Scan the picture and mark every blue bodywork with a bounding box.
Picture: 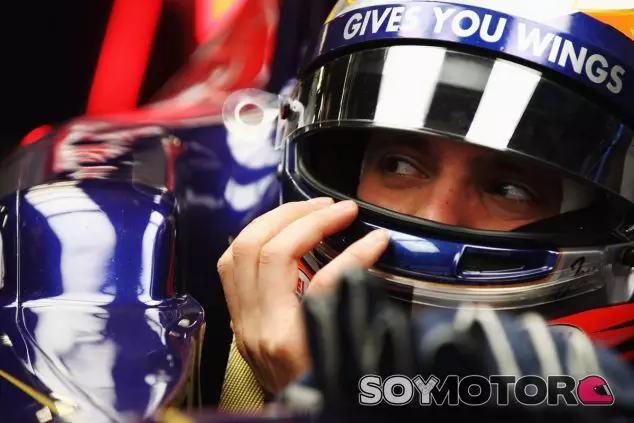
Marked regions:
[0,127,209,422]
[0,109,282,422]
[0,0,338,420]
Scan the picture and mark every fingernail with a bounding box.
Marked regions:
[330,200,357,212]
[308,197,334,206]
[365,229,389,243]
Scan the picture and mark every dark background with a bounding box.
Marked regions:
[1,1,196,144]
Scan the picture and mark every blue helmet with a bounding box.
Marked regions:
[275,0,634,348]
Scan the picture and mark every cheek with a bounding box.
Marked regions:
[480,196,561,230]
[357,174,418,215]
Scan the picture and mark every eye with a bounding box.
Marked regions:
[380,156,421,176]
[494,183,535,202]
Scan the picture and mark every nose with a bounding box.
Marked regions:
[413,173,470,227]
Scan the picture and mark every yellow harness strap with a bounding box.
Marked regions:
[218,335,266,413]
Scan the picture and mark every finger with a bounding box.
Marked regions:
[217,246,240,330]
[231,198,333,302]
[257,200,360,311]
[307,228,390,297]
[219,200,331,341]
[230,199,333,346]
[232,198,335,253]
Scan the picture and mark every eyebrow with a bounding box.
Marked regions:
[370,134,543,179]
[388,137,531,176]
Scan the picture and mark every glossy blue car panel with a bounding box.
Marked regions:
[0,127,209,422]
[0,1,339,420]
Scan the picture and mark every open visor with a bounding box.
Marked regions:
[282,45,634,246]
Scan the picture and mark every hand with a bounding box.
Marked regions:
[217,198,390,395]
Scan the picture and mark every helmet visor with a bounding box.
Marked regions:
[283,45,634,243]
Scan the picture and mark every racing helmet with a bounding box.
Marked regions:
[275,0,634,322]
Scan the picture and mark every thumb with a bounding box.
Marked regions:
[306,229,389,297]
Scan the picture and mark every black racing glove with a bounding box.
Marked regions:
[275,268,634,423]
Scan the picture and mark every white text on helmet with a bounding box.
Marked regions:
[341,5,626,95]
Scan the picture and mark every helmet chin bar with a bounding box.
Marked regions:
[312,238,633,317]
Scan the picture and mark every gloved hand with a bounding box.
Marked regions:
[275,268,634,422]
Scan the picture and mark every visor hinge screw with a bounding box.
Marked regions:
[620,247,634,266]
[280,103,292,120]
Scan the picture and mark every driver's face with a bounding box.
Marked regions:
[357,136,564,231]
